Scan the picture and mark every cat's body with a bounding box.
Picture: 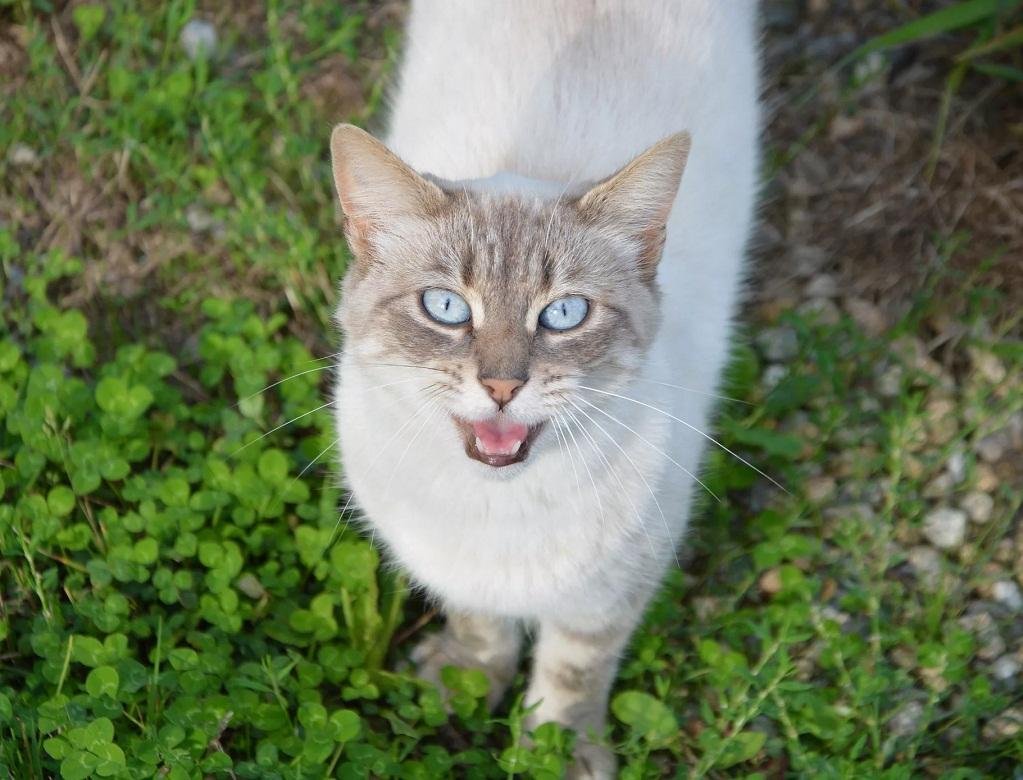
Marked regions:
[331,2,759,776]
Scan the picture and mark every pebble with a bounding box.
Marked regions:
[876,365,903,398]
[992,580,1023,612]
[991,654,1021,681]
[887,700,924,738]
[982,707,1022,741]
[805,274,838,298]
[974,464,999,492]
[761,363,788,390]
[968,347,1007,384]
[959,610,1006,660]
[961,491,994,524]
[805,475,836,503]
[180,19,217,61]
[759,568,782,596]
[235,573,266,599]
[185,203,217,233]
[756,326,799,362]
[975,432,1007,463]
[908,545,943,588]
[797,297,841,325]
[922,473,954,499]
[945,450,966,484]
[922,507,967,550]
[845,297,887,337]
[791,245,827,277]
[8,143,39,167]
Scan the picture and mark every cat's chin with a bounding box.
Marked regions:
[453,415,545,468]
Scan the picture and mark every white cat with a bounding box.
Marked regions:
[329,2,759,776]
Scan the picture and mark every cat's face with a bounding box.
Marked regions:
[331,126,688,469]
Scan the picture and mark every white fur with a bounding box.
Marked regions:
[334,0,759,721]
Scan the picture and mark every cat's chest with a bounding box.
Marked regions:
[339,421,660,617]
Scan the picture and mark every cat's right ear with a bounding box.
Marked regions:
[330,124,446,263]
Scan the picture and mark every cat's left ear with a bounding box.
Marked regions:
[577,132,691,281]
[330,124,447,265]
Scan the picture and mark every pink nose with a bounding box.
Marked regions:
[480,377,525,407]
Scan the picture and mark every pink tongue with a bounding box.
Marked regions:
[472,418,529,456]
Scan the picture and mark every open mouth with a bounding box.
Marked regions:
[454,415,544,467]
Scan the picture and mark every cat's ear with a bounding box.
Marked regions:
[330,124,446,262]
[577,132,691,280]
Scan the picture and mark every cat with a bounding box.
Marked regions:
[329,2,759,776]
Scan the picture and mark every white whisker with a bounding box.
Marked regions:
[232,402,332,455]
[562,407,656,558]
[574,395,720,503]
[566,400,679,568]
[577,385,788,494]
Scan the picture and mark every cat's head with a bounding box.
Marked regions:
[330,125,688,470]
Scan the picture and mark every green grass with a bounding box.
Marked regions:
[1,2,1022,778]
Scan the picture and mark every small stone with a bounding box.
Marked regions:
[756,326,798,362]
[805,475,836,503]
[876,364,903,398]
[759,568,782,596]
[791,245,827,277]
[961,491,995,524]
[805,274,838,298]
[923,473,954,499]
[993,580,1023,611]
[797,297,841,325]
[982,707,1023,742]
[922,507,967,550]
[969,347,1007,384]
[959,611,1006,660]
[819,605,850,626]
[180,19,217,61]
[8,142,38,167]
[975,432,1007,463]
[924,398,958,445]
[235,573,266,599]
[761,364,787,390]
[185,203,217,233]
[908,545,943,588]
[991,654,1021,681]
[975,464,999,492]
[946,450,966,484]
[845,297,887,337]
[828,114,865,142]
[887,700,924,738]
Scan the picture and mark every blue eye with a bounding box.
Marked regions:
[539,295,589,331]
[422,288,471,325]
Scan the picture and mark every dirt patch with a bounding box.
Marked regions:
[758,0,1023,330]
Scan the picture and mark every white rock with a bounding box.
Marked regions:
[922,507,967,550]
[961,491,994,524]
[908,545,943,588]
[8,143,38,167]
[975,432,1007,463]
[761,364,788,390]
[876,364,903,398]
[887,700,924,738]
[756,326,798,362]
[798,297,841,325]
[991,655,1021,681]
[845,297,887,337]
[992,580,1023,612]
[945,450,966,484]
[805,274,838,298]
[180,19,217,61]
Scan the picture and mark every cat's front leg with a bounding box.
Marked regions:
[525,616,638,780]
[411,611,522,709]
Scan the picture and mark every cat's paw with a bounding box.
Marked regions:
[410,630,517,709]
[566,741,616,780]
